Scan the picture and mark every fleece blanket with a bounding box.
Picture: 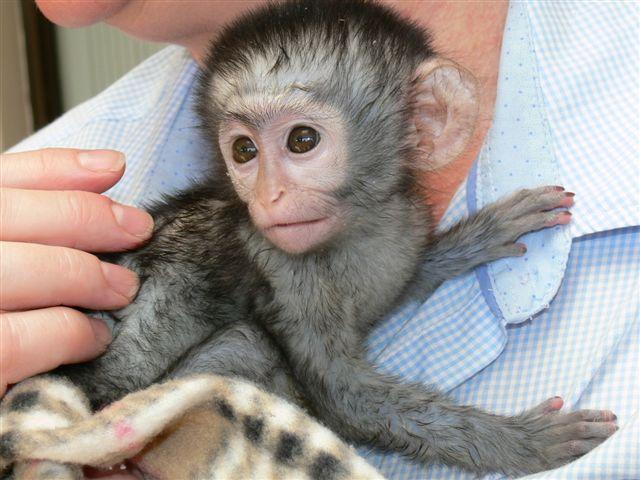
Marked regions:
[0,374,384,480]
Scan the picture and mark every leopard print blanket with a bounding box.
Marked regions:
[0,374,384,480]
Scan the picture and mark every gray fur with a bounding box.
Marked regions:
[57,1,615,476]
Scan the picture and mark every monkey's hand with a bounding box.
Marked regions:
[462,185,574,260]
[505,396,618,474]
[421,185,574,291]
[385,392,617,476]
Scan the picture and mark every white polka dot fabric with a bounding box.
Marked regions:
[9,2,638,478]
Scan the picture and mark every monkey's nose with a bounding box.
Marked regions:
[270,188,285,203]
[257,181,285,206]
[256,160,287,205]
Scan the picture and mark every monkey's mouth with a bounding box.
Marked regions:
[272,218,327,228]
[264,216,336,254]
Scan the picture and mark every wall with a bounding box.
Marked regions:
[55,24,164,111]
[1,0,33,151]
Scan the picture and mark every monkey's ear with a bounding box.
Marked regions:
[410,58,479,170]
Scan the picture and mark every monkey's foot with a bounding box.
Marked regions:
[469,185,575,261]
[512,396,618,474]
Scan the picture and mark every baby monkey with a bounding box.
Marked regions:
[60,0,616,476]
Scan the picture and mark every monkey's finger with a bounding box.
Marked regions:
[0,187,154,251]
[545,438,608,463]
[530,396,564,415]
[498,186,574,217]
[560,409,618,424]
[0,307,111,394]
[485,242,528,261]
[0,242,139,311]
[0,149,125,192]
[552,422,618,442]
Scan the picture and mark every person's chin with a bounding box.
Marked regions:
[36,0,130,28]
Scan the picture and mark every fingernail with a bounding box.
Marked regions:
[100,262,139,300]
[78,150,125,173]
[88,317,112,347]
[111,203,154,239]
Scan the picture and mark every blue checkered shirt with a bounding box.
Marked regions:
[11,2,639,478]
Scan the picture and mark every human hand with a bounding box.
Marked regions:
[0,148,154,395]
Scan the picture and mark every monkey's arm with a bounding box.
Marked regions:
[416,185,574,294]
[57,257,218,407]
[279,324,616,476]
[164,321,301,403]
[57,193,249,408]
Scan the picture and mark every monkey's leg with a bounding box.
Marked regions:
[290,346,616,476]
[164,322,301,403]
[418,185,574,293]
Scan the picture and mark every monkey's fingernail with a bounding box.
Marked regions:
[88,318,112,347]
[101,262,139,300]
[552,186,565,191]
[112,203,154,239]
[554,211,572,225]
[78,150,125,173]
[517,243,527,254]
[560,193,575,208]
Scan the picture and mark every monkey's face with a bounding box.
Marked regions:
[218,99,350,255]
[202,1,480,255]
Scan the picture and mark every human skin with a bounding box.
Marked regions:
[2,0,506,414]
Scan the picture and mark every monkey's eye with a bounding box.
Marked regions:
[232,137,258,163]
[287,126,320,154]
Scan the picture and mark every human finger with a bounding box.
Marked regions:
[0,148,125,192]
[1,188,153,251]
[0,307,111,394]
[0,242,139,311]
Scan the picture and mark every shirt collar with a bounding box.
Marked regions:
[467,1,571,323]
